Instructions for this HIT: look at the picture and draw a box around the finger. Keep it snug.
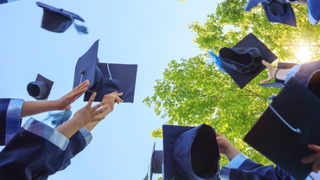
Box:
[76,80,90,90]
[92,115,105,122]
[302,153,320,164]
[92,102,103,111]
[117,92,123,97]
[261,60,269,67]
[87,92,97,107]
[72,81,89,97]
[309,144,320,152]
[216,132,222,136]
[111,91,118,94]
[260,79,270,83]
[95,106,108,115]
[115,96,124,104]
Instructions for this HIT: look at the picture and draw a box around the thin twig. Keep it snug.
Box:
[244,89,267,99]
[294,6,308,19]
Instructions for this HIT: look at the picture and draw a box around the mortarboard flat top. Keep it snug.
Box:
[244,77,320,180]
[84,63,137,102]
[27,74,54,100]
[221,33,277,89]
[259,62,297,88]
[262,0,297,27]
[36,2,85,33]
[73,40,138,103]
[163,124,220,180]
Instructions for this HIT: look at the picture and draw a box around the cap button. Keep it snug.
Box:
[60,8,64,11]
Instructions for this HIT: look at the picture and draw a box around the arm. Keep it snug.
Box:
[216,132,240,161]
[20,80,90,118]
[55,92,106,139]
[260,60,291,83]
[217,132,296,180]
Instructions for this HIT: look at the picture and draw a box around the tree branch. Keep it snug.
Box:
[243,89,267,99]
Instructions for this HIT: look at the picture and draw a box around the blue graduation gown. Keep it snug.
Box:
[219,154,312,180]
[0,98,24,145]
[293,61,320,87]
[0,118,69,180]
[33,128,92,180]
[227,159,296,180]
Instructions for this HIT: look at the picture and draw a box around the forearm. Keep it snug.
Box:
[275,69,291,81]
[85,121,100,132]
[55,117,85,139]
[21,101,59,118]
[225,146,241,161]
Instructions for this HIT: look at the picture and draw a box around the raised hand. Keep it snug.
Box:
[260,60,277,83]
[55,80,90,110]
[216,132,240,161]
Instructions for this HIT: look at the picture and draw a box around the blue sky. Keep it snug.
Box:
[0,0,223,179]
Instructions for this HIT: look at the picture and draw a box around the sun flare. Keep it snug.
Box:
[296,46,312,63]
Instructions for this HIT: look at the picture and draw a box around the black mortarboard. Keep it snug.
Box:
[27,74,54,100]
[244,77,320,180]
[163,124,220,180]
[261,0,297,27]
[259,62,297,88]
[36,2,88,34]
[149,143,163,180]
[220,33,277,89]
[73,40,138,102]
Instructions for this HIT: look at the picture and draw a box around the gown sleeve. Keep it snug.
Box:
[32,127,92,180]
[0,118,69,180]
[219,153,299,180]
[0,98,24,145]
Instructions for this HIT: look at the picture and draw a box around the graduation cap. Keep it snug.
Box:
[148,143,163,180]
[245,0,296,27]
[217,33,277,89]
[73,40,138,102]
[163,124,220,180]
[244,77,320,180]
[259,62,297,88]
[36,2,88,34]
[261,0,297,27]
[27,74,54,100]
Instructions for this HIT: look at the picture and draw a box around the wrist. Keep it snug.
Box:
[225,146,241,161]
[51,100,61,110]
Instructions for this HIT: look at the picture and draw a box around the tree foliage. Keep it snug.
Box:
[189,0,320,62]
[144,54,279,166]
[144,0,320,167]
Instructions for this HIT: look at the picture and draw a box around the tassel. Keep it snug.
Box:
[208,50,226,73]
[42,109,72,127]
[74,23,89,34]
